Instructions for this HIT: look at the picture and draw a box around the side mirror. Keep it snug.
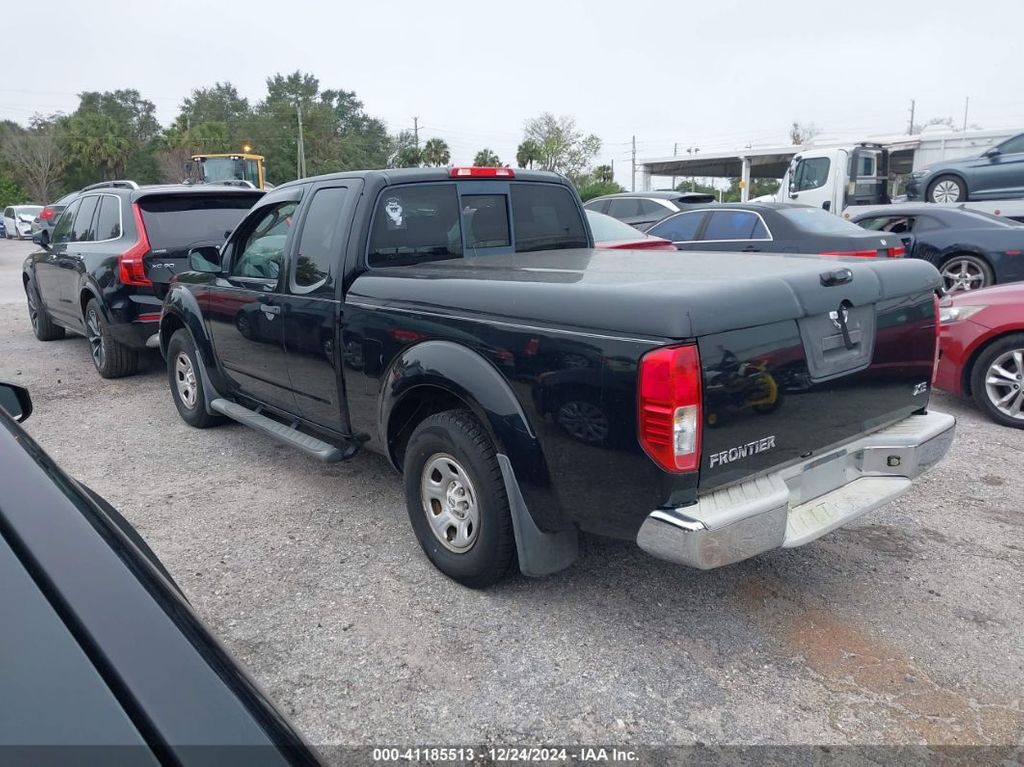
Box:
[983,147,1001,159]
[189,246,222,273]
[0,382,33,423]
[32,230,51,251]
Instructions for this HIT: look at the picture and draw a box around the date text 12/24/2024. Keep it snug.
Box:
[372,747,639,762]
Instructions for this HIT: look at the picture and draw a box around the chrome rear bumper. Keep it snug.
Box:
[636,411,955,569]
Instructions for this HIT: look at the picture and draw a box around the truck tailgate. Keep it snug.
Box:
[697,290,938,491]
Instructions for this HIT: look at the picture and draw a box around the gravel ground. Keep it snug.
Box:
[2,239,1022,748]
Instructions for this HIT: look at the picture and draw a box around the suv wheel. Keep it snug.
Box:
[85,298,138,378]
[971,333,1024,429]
[25,279,65,341]
[403,410,516,588]
[166,329,225,428]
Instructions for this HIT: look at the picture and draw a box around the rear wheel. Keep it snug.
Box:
[971,334,1024,429]
[167,329,225,428]
[85,298,138,378]
[927,175,967,203]
[25,279,65,341]
[940,254,993,292]
[403,410,516,588]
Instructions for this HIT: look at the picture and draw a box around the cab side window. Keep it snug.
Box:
[367,184,461,268]
[230,202,298,281]
[793,158,830,191]
[294,187,348,293]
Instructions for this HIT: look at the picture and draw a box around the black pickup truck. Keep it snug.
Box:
[160,167,955,588]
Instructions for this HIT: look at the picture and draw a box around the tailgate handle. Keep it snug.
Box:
[820,268,853,287]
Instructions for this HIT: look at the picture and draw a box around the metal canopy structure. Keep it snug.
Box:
[640,146,799,181]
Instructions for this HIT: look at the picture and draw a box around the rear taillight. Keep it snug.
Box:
[887,246,905,258]
[39,207,56,221]
[638,344,702,473]
[118,204,152,287]
[819,249,879,258]
[931,293,941,385]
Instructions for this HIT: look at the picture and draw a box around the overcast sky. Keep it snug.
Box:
[4,0,1024,188]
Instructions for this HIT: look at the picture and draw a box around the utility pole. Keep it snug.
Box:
[413,116,420,150]
[631,135,636,192]
[908,99,915,135]
[296,103,306,178]
[961,96,969,149]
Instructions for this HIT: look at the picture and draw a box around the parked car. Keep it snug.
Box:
[31,182,140,246]
[0,218,5,238]
[4,204,43,239]
[586,209,677,250]
[906,131,1024,203]
[161,166,953,589]
[584,190,717,230]
[0,381,321,764]
[849,204,1024,292]
[646,202,907,258]
[23,184,263,378]
[935,283,1024,428]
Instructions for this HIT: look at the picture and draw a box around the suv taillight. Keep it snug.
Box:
[118,203,152,287]
[638,344,702,473]
[39,207,56,221]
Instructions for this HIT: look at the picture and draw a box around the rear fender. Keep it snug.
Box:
[381,340,577,575]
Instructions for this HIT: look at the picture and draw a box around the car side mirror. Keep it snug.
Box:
[189,246,222,273]
[0,382,32,423]
[31,230,51,251]
[983,147,1001,159]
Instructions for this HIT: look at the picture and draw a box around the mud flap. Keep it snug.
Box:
[497,454,578,577]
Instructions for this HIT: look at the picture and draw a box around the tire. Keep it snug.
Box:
[166,329,226,428]
[927,174,967,203]
[84,298,138,378]
[970,333,1024,429]
[24,279,65,341]
[403,410,517,588]
[939,253,993,293]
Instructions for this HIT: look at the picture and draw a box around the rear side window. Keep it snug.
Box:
[638,199,669,218]
[649,211,706,242]
[702,211,765,240]
[71,196,99,242]
[511,184,588,253]
[51,200,80,244]
[294,187,348,291]
[998,134,1024,154]
[607,197,641,218]
[137,194,259,251]
[368,184,462,268]
[93,196,122,240]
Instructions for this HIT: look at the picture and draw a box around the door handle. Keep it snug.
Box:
[261,304,281,315]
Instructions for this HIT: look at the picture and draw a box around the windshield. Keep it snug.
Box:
[586,209,647,241]
[15,206,42,219]
[778,207,868,235]
[199,157,260,185]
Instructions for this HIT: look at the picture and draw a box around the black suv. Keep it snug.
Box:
[23,185,263,378]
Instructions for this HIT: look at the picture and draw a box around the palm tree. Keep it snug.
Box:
[516,139,540,169]
[473,148,501,167]
[421,137,451,167]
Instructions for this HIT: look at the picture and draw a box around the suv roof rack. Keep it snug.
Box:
[81,180,140,191]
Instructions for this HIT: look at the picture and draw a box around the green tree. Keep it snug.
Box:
[3,121,65,203]
[576,179,623,201]
[473,148,501,167]
[789,120,821,145]
[522,113,600,181]
[593,164,614,183]
[0,173,28,208]
[58,111,135,181]
[421,137,451,167]
[174,83,251,136]
[516,139,541,169]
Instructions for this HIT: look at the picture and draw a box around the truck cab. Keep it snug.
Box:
[783,144,889,212]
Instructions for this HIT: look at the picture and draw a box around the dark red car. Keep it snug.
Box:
[586,209,677,251]
[935,283,1024,428]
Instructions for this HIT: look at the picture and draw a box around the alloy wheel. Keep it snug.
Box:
[941,258,988,292]
[419,453,480,553]
[174,352,199,409]
[86,309,105,368]
[984,349,1024,421]
[931,179,962,203]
